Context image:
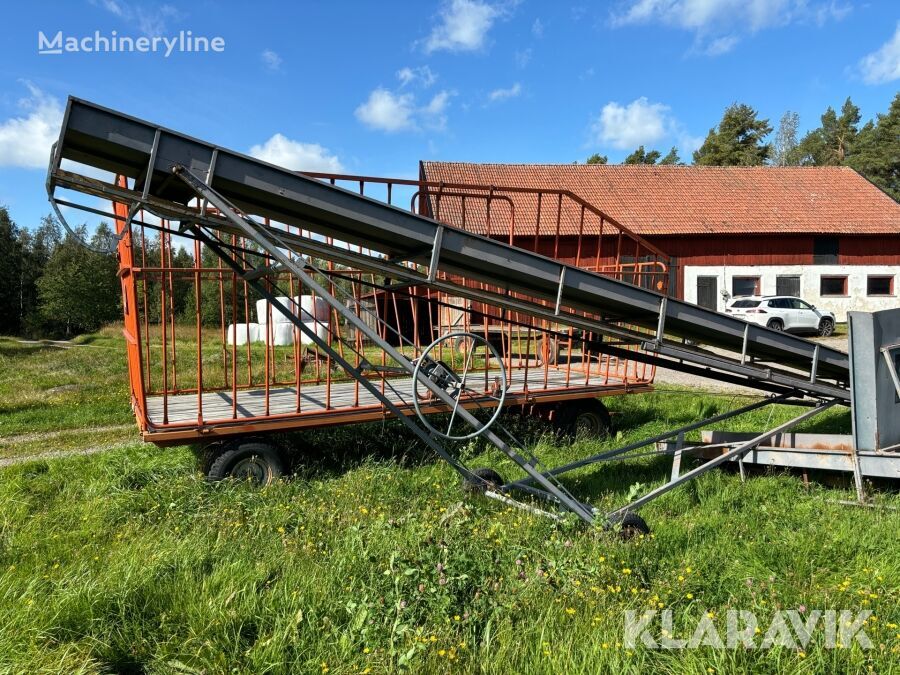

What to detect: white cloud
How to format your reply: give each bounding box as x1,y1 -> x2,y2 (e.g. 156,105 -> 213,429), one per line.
355,89 -> 416,132
92,0 -> 182,37
355,87 -> 454,133
590,97 -> 671,149
261,49 -> 282,70
397,65 -> 437,88
136,5 -> 180,37
514,48 -> 532,67
424,0 -> 501,53
0,83 -> 64,169
859,23 -> 900,85
531,18 -> 544,37
97,0 -> 124,16
703,34 -> 739,55
677,131 -> 705,156
488,82 -> 522,102
611,0 -> 850,55
423,91 -> 452,130
248,134 -> 343,172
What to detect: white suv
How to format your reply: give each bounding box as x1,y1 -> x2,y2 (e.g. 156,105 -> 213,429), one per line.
726,296 -> 836,336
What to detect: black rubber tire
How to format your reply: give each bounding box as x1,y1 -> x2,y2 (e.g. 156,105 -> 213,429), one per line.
207,441 -> 284,486
605,511 -> 650,539
453,335 -> 473,355
817,318 -> 835,337
768,319 -> 784,332
536,335 -> 559,366
462,467 -> 505,495
554,400 -> 612,439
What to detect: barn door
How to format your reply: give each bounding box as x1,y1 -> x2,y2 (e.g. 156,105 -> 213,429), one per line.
696,276 -> 718,311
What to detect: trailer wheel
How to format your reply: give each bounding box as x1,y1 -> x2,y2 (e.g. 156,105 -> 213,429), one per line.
536,335 -> 559,366
605,511 -> 650,539
207,441 -> 284,486
554,400 -> 612,438
462,467 -> 505,495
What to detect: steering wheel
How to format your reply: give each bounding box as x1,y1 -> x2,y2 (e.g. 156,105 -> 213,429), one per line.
412,331 -> 507,441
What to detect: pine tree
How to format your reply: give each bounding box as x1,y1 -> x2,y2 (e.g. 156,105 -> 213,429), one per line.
18,215 -> 61,333
37,225 -> 120,335
693,103 -> 772,166
794,97 -> 861,166
847,93 -> 900,201
585,153 -> 608,165
658,147 -> 681,165
0,207 -> 24,334
624,146 -> 662,164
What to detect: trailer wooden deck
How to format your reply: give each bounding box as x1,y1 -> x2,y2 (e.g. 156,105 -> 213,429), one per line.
144,366 -> 651,443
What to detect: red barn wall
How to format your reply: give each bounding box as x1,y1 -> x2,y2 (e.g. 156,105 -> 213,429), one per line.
509,234 -> 900,300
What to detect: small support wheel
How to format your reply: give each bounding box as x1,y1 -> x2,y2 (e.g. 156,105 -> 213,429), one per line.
207,440 -> 284,486
553,399 -> 612,438
605,511 -> 650,539
462,467 -> 505,495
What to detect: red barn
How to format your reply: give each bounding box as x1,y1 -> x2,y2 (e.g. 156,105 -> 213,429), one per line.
419,162 -> 900,322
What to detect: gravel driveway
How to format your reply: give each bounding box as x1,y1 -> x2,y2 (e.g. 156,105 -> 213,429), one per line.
652,334 -> 848,394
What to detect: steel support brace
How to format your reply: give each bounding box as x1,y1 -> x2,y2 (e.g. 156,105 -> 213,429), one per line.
510,393 -> 791,488
554,267 -> 566,316
427,226 -> 443,283
605,399 -> 840,519
170,165 -> 597,524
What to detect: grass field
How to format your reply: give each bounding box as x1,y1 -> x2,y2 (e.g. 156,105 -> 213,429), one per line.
0,328 -> 898,674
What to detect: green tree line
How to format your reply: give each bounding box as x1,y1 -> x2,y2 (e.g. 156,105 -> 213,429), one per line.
584,93 -> 899,201
0,207 -> 302,338
0,211 -> 118,337
0,211 -> 217,338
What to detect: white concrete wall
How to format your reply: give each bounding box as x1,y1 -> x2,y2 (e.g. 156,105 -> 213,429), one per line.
683,265 -> 900,321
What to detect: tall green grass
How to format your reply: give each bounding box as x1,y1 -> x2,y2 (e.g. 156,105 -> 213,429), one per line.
0,331 -> 898,673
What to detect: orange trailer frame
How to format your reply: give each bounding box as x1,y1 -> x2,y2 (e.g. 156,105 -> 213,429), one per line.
110,173 -> 668,446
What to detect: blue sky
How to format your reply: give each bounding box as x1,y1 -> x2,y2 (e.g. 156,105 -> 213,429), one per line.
1,0 -> 898,230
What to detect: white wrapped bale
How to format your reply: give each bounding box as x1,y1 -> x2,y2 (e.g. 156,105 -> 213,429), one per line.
298,320 -> 330,346
256,295 -> 328,325
300,295 -> 329,323
256,297 -> 297,325
270,323 -> 295,346
226,323 -> 260,346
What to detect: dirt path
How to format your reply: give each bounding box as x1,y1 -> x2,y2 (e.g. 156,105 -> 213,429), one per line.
0,424 -> 135,446
653,334 -> 848,395
0,442 -> 134,468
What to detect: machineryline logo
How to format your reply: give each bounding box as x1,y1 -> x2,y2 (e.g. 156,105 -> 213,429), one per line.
38,30 -> 225,57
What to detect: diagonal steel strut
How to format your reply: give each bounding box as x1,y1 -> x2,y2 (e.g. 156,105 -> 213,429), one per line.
605,398 -> 840,519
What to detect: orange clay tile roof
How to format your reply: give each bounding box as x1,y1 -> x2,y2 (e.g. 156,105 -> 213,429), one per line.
419,162 -> 899,237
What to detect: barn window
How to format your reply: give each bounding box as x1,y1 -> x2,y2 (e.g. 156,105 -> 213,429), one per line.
867,276 -> 894,296
813,237 -> 839,264
732,276 -> 760,297
775,275 -> 801,297
820,276 -> 848,296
